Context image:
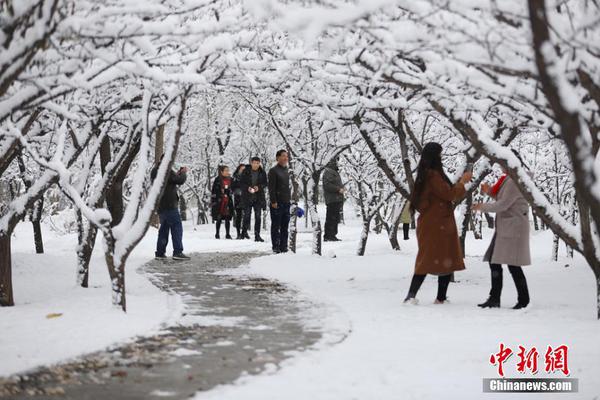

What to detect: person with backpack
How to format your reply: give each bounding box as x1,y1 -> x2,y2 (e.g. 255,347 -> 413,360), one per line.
240,157 -> 268,242
211,165 -> 235,240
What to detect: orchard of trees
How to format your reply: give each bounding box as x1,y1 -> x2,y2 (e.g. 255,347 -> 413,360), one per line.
1,0 -> 599,318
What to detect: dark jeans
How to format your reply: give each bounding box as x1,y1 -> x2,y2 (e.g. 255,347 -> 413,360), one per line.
156,209 -> 183,256
325,201 -> 342,239
402,223 -> 410,240
243,202 -> 262,236
406,273 -> 451,302
489,263 -> 530,304
270,202 -> 290,252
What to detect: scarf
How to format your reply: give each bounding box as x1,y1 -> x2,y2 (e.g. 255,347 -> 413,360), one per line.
219,177 -> 231,216
490,174 -> 508,197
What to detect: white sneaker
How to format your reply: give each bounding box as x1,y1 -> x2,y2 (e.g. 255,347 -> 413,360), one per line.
404,298 -> 419,305
434,298 -> 450,304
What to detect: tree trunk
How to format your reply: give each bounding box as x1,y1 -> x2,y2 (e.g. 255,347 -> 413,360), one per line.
597,275 -> 600,321
0,233 -> 13,307
150,125 -> 165,228
179,196 -> 187,221
76,211 -> 98,288
388,212 -> 401,251
309,173 -> 322,256
357,216 -> 371,256
31,197 -> 44,254
533,213 -> 539,231
459,197 -> 473,255
103,232 -> 126,311
552,234 -> 559,261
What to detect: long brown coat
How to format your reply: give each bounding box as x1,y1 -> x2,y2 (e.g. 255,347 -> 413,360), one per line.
481,176 -> 531,266
414,171 -> 466,275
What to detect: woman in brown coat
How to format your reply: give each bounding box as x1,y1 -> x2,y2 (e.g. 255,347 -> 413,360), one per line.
472,153 -> 531,309
404,143 -> 472,304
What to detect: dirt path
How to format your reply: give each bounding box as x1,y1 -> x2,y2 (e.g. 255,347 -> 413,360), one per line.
0,252 -> 323,399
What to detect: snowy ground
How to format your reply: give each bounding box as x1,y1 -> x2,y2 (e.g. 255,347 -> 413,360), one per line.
2,205 -> 600,399
194,208 -> 600,400
0,212 -> 273,377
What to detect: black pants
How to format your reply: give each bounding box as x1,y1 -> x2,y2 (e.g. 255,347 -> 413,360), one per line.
234,208 -> 243,234
215,217 -> 231,236
402,223 -> 410,240
243,202 -> 262,237
325,201 -> 342,239
270,202 -> 290,252
488,263 -> 529,305
406,274 -> 451,302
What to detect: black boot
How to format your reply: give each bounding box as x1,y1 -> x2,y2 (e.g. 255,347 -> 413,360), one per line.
255,234 -> 264,242
225,220 -> 232,239
479,264 -> 502,308
215,220 -> 221,239
478,298 -> 501,308
509,266 -> 529,309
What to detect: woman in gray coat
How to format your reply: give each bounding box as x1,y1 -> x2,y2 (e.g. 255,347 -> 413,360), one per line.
473,159 -> 531,309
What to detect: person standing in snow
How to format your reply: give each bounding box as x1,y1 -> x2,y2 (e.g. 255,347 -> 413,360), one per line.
322,157 -> 345,242
240,157 -> 268,242
404,142 -> 472,304
232,164 -> 246,239
472,151 -> 531,309
400,200 -> 412,240
268,150 -> 291,254
211,165 -> 235,240
152,163 -> 190,261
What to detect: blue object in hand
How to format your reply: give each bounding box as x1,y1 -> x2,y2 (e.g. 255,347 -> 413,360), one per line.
296,207 -> 305,218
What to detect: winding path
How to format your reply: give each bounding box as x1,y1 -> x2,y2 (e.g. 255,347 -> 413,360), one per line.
0,252 -> 323,399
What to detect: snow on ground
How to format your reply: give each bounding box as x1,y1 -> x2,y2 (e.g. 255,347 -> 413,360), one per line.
194,206 -> 600,400
3,205 -> 600,400
0,211 -> 272,377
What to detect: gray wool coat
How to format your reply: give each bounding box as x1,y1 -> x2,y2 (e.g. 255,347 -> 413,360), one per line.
480,176 -> 531,266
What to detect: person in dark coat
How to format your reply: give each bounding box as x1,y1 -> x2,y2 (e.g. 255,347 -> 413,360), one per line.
211,165 -> 234,239
151,163 -> 190,260
322,157 -> 345,241
404,142 -> 472,304
232,164 -> 246,239
268,149 -> 291,254
473,152 -> 531,309
240,157 -> 268,242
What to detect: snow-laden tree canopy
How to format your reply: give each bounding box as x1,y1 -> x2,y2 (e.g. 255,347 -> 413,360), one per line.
1,0 -> 599,316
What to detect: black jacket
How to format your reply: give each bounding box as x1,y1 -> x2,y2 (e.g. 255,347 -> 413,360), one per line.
323,165 -> 344,204
268,164 -> 291,204
211,176 -> 234,219
232,170 -> 245,209
240,166 -> 268,209
151,168 -> 187,212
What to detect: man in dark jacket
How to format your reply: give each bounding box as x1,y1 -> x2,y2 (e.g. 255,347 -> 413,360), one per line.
322,157 -> 345,241
240,157 -> 268,242
151,164 -> 190,260
268,150 -> 291,253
